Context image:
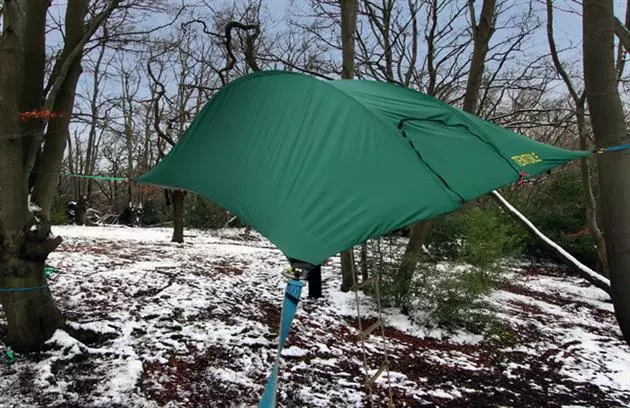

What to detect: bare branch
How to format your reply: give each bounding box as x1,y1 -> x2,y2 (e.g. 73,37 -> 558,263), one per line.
218,20 -> 261,85
26,0 -> 122,174
546,0 -> 580,103
615,16 -> 630,54
147,59 -> 176,147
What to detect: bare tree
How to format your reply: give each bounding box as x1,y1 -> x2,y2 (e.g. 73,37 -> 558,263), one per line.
0,0 -> 123,352
395,0 -> 498,306
546,0 -> 608,277
339,0 -> 360,292
583,0 -> 630,345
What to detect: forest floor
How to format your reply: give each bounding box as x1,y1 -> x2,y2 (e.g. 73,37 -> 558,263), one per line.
0,226 -> 628,408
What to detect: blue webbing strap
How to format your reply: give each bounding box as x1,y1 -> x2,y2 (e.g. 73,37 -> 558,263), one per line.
0,285 -> 49,293
594,143 -> 630,154
259,279 -> 304,408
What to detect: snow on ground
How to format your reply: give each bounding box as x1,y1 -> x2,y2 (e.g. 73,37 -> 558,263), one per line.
0,225 -> 629,407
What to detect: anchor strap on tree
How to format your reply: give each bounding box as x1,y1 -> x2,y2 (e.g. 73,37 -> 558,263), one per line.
593,143 -> 630,154
0,265 -> 58,293
258,274 -> 305,408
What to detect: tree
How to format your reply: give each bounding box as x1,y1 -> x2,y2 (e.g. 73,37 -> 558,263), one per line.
68,33 -> 111,225
545,0 -> 608,277
339,0 -> 359,292
583,0 -> 630,344
0,0 -> 122,352
395,0 -> 498,307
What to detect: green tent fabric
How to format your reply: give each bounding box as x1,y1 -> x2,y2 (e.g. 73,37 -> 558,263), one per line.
136,70 -> 590,265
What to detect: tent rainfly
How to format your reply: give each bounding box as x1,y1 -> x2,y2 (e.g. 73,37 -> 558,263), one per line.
136,70 -> 589,264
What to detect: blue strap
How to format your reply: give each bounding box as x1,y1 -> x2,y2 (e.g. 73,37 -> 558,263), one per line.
259,279 -> 304,408
0,285 -> 48,293
595,143 -> 630,154
606,143 -> 630,152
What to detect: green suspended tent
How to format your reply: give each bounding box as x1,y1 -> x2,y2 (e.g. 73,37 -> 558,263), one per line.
137,70 -> 589,264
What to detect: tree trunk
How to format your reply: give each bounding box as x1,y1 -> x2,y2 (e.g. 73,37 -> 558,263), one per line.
577,106 -> 609,277
32,0 -> 89,216
0,0 -> 66,352
395,220 -> 432,309
583,0 -> 630,344
76,194 -> 88,226
396,0 -> 497,289
545,0 -> 609,278
0,256 -> 65,352
340,248 -> 356,292
171,190 -> 186,243
463,0 -> 497,114
339,0 -> 359,292
360,242 -> 369,281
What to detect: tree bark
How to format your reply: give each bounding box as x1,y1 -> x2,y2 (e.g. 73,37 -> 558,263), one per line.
171,190 -> 186,243
583,0 -> 630,344
577,106 -> 609,277
340,247 -> 356,292
395,220 -> 432,309
32,0 -> 89,217
0,0 -> 66,352
360,242 -> 369,281
396,0 -> 497,298
545,0 -> 608,277
0,256 -> 65,352
339,0 -> 359,292
463,0 -> 496,114
614,16 -> 630,52
1,0 -> 121,352
340,0 -> 358,80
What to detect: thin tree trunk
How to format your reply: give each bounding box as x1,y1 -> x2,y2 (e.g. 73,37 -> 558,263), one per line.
463,0 -> 497,114
171,190 -> 186,243
583,0 -> 630,345
395,220 -> 432,310
360,242 -> 369,281
32,0 -> 89,216
339,0 -> 359,292
395,0 -> 497,301
341,248 -> 356,292
577,107 -> 608,276
545,0 -> 608,277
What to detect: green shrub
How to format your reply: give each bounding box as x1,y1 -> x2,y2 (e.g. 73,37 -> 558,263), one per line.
184,194 -> 247,229
372,259 -> 497,333
459,205 -> 525,270
413,264 -> 496,333
366,202 -> 523,332
425,214 -> 466,260
49,196 -> 70,225
500,168 -> 598,269
141,199 -> 170,226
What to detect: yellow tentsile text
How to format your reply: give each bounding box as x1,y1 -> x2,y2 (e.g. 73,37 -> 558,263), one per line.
511,152 -> 542,167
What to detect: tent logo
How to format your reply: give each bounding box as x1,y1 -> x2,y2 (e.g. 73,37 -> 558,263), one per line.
511,152 -> 542,167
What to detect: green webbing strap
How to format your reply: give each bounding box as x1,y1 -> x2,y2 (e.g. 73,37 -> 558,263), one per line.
0,266 -> 56,293
43,266 -> 57,279
5,347 -> 15,365
65,173 -> 129,182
